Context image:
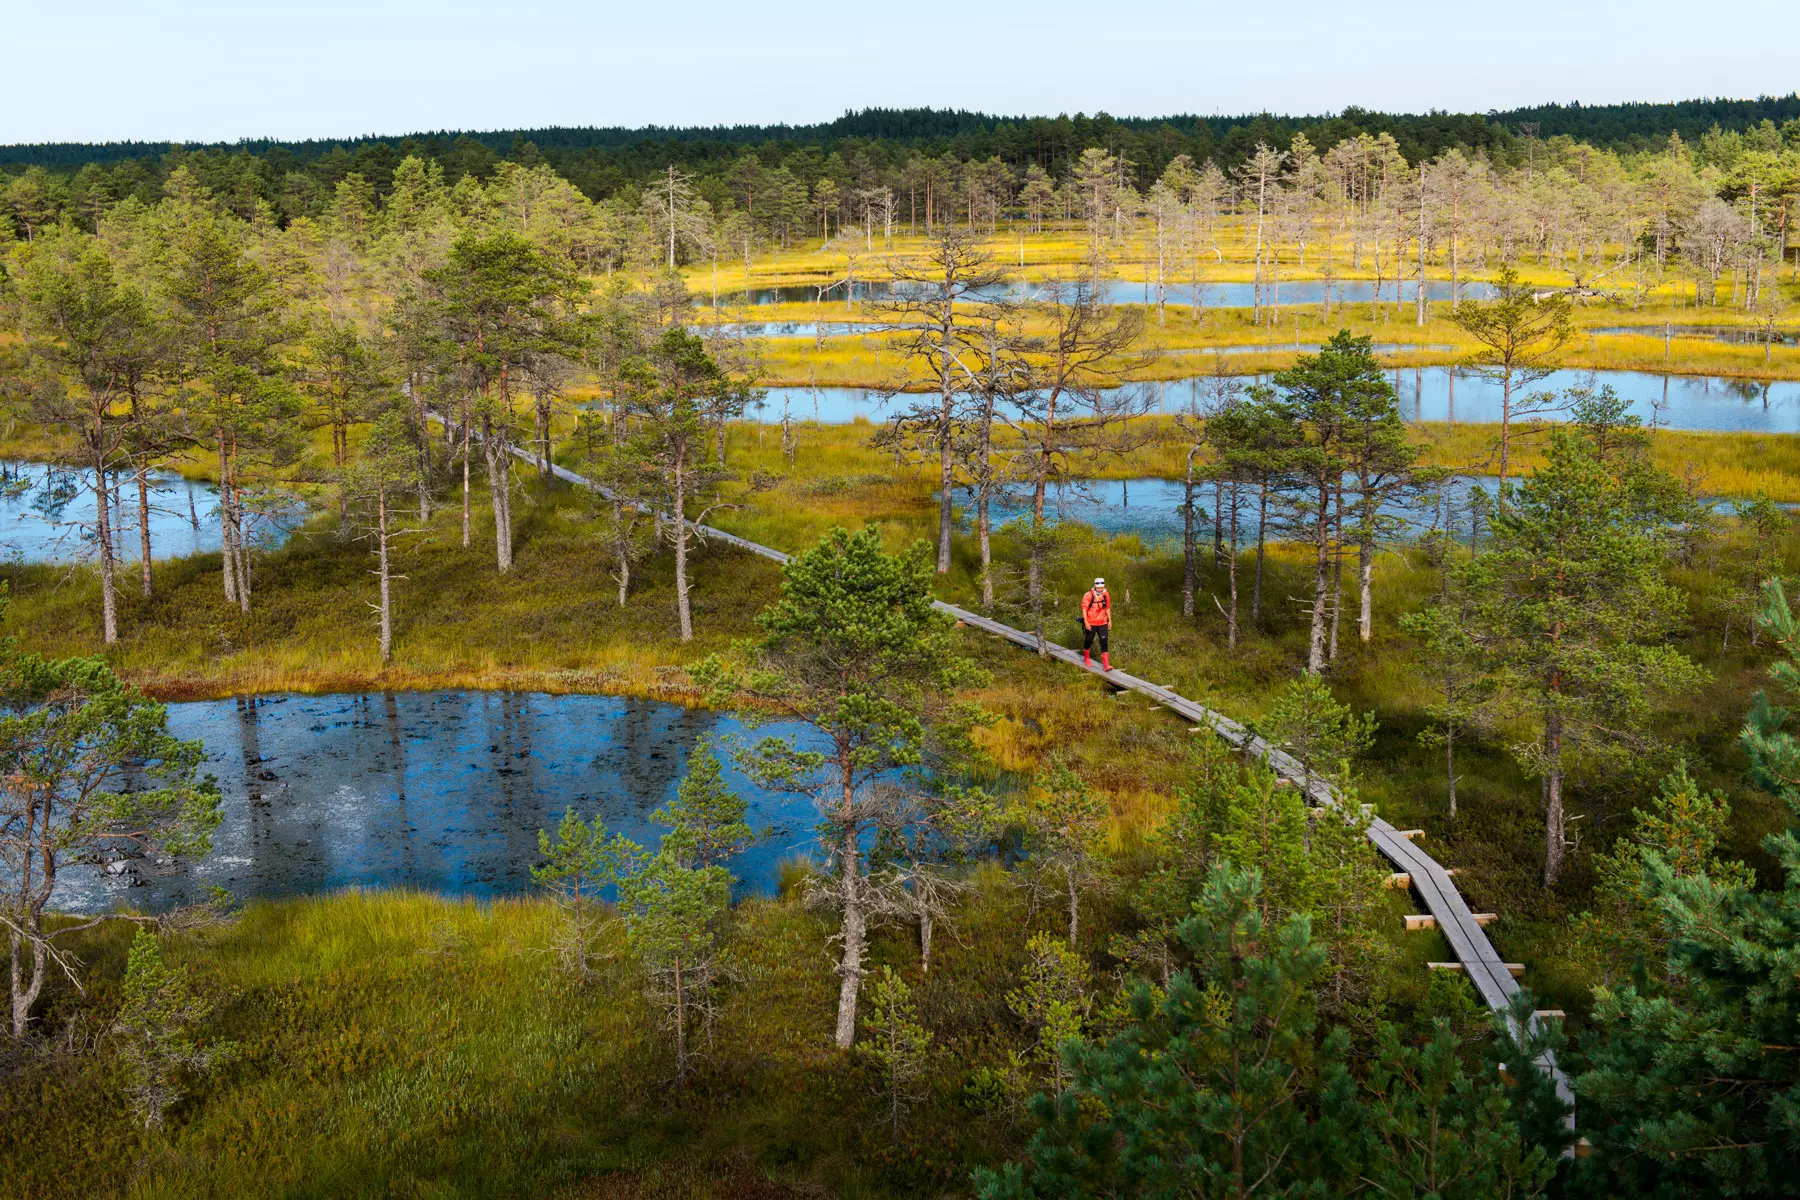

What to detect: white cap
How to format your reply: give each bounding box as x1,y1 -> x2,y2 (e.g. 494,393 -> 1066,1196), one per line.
1093,578 -> 1106,586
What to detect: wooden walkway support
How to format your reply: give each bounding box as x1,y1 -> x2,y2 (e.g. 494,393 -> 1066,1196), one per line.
449,418 -> 1574,1120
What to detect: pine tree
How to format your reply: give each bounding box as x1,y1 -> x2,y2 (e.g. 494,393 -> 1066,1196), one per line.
1,629 -> 220,1040
340,410 -> 423,663
1458,429 -> 1705,885
1017,759 -> 1111,947
859,965 -> 934,1144
1573,579 -> 1800,1193
1401,545 -> 1496,822
652,737 -> 754,870
1570,763 -> 1753,987
977,862 -> 1343,1199
112,930 -> 235,1130
616,329 -> 738,640
14,229 -> 162,643
692,526 -> 981,1050
1448,265 -> 1571,492
617,854 -> 732,1083
531,807 -> 628,981
1258,674 -> 1377,788
424,231 -> 583,575
1355,1018 -> 1555,1198
1005,933 -> 1091,1100
1265,332 -> 1393,671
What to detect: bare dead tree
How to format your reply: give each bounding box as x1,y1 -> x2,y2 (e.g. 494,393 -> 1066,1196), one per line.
874,226 -> 1011,574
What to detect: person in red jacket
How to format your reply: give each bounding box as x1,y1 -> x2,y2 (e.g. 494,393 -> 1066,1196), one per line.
1080,577 -> 1112,671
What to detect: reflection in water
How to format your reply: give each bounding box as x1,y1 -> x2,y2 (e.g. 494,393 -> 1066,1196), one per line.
702,278 -> 1491,308
1590,325 -> 1798,346
755,369 -> 1800,432
0,460 -> 302,565
1391,368 -> 1800,432
952,472 -> 1779,548
56,692 -> 824,914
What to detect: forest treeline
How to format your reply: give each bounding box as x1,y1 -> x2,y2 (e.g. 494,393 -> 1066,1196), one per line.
4,118 -> 1797,326
8,96 -> 1800,173
3,97 -> 1799,240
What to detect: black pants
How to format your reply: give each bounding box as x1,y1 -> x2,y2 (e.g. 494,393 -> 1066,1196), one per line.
1083,625 -> 1110,652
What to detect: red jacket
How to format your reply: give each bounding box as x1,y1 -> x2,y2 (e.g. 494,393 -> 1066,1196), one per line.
1081,589 -> 1112,628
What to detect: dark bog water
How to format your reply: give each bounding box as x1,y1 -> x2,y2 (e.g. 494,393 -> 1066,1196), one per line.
704,278 -> 1491,308
56,692 -> 826,914
756,369 -> 1800,433
0,460 -> 301,565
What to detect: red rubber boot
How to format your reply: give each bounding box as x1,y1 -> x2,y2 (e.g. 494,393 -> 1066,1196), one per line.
1083,650 -> 1092,668
1101,651 -> 1111,672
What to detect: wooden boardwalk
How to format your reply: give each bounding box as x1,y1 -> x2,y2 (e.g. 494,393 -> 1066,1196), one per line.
484,430 -> 1572,1116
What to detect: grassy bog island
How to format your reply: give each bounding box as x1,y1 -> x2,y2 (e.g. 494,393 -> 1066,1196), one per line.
3,97 -> 1800,1197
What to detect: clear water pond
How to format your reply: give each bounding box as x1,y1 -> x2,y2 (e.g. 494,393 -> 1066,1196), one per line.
0,460 -> 301,565
754,369 -> 1800,433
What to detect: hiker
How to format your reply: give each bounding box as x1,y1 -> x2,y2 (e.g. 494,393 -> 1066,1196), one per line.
1080,577 -> 1112,671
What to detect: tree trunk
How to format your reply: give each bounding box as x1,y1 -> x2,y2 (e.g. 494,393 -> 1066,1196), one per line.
460,420 -> 473,549
377,486 -> 393,663
673,445 -> 692,641
1544,709 -> 1565,886
1226,480 -> 1240,649
230,446 -> 250,614
1251,483 -> 1270,625
1307,482 -> 1331,674
1445,727 -> 1457,821
1027,391 -> 1061,655
1498,367 -> 1513,493
538,402 -> 552,482
9,924 -> 47,1040
833,785 -> 866,1051
977,393 -> 994,607
483,416 -> 513,573
218,438 -> 238,604
1182,472 -> 1197,620
135,462 -> 153,597
1358,533 -> 1374,643
616,524 -> 631,608
936,369 -> 955,574
413,372 -> 432,523
673,955 -> 688,1080
919,900 -> 934,974
92,451 -> 117,645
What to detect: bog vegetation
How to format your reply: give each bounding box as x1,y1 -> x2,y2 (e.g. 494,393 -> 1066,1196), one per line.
0,101 -> 1799,1197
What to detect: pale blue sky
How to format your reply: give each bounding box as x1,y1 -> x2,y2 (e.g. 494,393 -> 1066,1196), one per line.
5,0 -> 1793,144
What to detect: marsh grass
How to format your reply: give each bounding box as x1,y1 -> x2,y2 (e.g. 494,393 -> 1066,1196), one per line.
2,874 -> 1097,1197
5,385 -> 1799,1195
